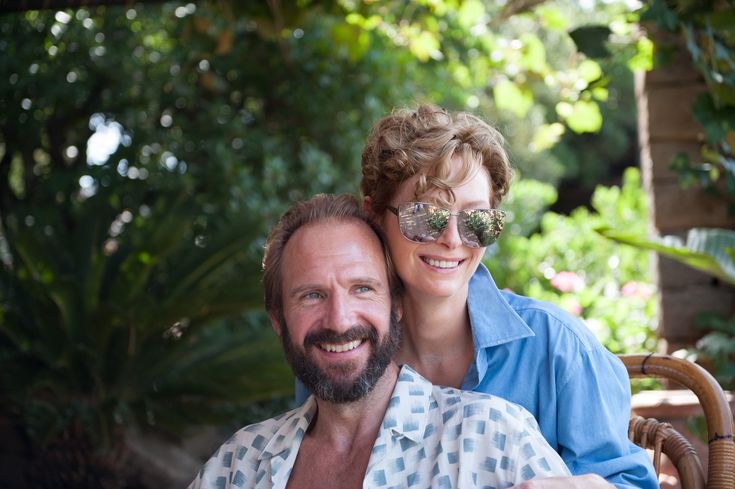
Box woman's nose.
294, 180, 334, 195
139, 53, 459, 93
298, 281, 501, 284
436, 215, 463, 249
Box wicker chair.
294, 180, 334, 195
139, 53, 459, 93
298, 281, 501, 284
620, 354, 735, 489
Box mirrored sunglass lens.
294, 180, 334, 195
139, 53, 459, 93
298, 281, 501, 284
398, 203, 449, 243
458, 209, 506, 247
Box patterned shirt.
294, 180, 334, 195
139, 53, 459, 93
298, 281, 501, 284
188, 365, 570, 489
295, 264, 658, 488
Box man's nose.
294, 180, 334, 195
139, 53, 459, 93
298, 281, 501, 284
326, 293, 354, 332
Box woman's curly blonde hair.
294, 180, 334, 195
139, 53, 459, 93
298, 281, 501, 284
360, 104, 512, 214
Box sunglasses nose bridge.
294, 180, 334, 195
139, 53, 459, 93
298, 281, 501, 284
434, 212, 464, 248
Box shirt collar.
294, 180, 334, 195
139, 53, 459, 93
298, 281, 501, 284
263, 366, 432, 480
464, 263, 533, 390
260, 365, 433, 458
379, 365, 433, 444
259, 396, 316, 461
468, 263, 535, 348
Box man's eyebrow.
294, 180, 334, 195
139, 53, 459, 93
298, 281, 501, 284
352, 277, 386, 289
288, 284, 322, 298
288, 277, 386, 297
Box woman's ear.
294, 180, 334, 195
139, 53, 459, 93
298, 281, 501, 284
362, 195, 373, 215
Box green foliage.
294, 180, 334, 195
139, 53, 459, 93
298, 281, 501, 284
599, 225, 735, 389
486, 168, 657, 354
693, 312, 735, 390
569, 25, 613, 58
640, 0, 735, 214
599, 227, 735, 286
0, 0, 655, 482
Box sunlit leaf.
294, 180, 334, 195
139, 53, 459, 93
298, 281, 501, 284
556, 101, 573, 118
592, 87, 608, 102
578, 59, 602, 83
409, 29, 441, 62
597, 227, 735, 286
628, 37, 654, 72
537, 4, 568, 31
494, 79, 533, 118
530, 123, 565, 153
458, 0, 485, 29
520, 33, 547, 73
561, 100, 603, 133
331, 23, 371, 61
452, 64, 472, 88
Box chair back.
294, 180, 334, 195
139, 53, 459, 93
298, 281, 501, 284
628, 414, 705, 488
620, 354, 735, 489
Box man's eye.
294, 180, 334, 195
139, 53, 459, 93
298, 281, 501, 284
355, 286, 372, 293
303, 292, 322, 300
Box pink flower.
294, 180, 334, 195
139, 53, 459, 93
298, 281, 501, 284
621, 281, 654, 299
564, 298, 583, 316
550, 271, 585, 293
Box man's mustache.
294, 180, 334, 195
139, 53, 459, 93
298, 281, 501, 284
303, 325, 378, 348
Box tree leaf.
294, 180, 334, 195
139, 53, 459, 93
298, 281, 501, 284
568, 25, 612, 59
597, 227, 735, 286
562, 100, 603, 133
494, 79, 533, 118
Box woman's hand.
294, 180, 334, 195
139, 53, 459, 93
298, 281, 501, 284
511, 474, 616, 488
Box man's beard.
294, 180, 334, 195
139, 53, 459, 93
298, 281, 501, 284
278, 307, 401, 404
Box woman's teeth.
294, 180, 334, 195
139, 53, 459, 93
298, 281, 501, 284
423, 257, 460, 269
320, 339, 363, 353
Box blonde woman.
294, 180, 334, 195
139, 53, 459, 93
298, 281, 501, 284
358, 105, 656, 488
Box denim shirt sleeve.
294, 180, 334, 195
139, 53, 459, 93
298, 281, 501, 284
467, 264, 658, 489
555, 346, 658, 488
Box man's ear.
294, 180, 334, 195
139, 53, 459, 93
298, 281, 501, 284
269, 312, 282, 337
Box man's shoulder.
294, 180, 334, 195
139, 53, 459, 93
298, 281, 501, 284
187, 404, 311, 489
223, 409, 296, 449
432, 383, 532, 423
204, 411, 294, 461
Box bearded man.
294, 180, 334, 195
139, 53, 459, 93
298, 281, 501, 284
187, 193, 570, 489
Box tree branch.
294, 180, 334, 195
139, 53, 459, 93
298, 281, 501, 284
0, 0, 169, 14
493, 0, 549, 24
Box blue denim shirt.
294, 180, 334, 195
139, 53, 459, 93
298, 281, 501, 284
296, 264, 658, 488
463, 264, 657, 488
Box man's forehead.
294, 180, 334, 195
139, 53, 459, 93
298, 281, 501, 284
282, 220, 388, 283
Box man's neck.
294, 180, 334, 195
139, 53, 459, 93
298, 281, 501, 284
310, 362, 400, 448
285, 363, 400, 489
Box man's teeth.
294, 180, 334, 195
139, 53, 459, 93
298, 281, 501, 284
424, 257, 460, 269
320, 339, 363, 353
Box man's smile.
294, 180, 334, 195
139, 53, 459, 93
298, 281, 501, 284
318, 339, 364, 353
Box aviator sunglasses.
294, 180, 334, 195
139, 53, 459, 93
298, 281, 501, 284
387, 202, 506, 248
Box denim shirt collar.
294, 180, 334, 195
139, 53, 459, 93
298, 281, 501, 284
463, 263, 534, 390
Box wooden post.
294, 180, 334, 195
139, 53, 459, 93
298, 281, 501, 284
636, 29, 735, 353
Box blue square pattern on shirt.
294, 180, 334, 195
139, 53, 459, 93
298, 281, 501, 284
186, 365, 570, 489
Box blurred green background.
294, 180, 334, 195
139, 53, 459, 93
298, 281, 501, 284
1, 0, 733, 487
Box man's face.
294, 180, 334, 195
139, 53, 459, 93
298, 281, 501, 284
272, 220, 400, 403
